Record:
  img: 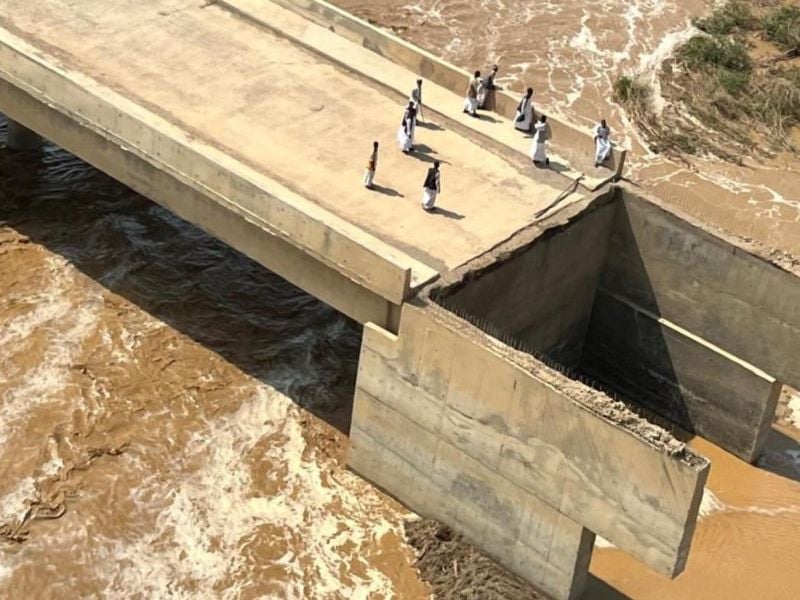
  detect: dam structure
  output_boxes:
[1,0,799,598]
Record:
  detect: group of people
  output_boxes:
[511,87,613,168]
[362,66,615,212]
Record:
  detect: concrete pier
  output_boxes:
[5,118,40,150]
[2,0,800,597]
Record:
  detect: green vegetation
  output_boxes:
[612,75,649,106]
[693,1,754,35]
[678,36,752,94]
[678,36,752,72]
[614,1,800,159]
[762,5,800,50]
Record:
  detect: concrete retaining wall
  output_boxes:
[439,196,616,366]
[349,303,709,598]
[267,0,626,175]
[0,29,435,327]
[582,290,782,461]
[601,191,800,397]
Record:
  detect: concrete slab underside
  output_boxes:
[0,0,581,276]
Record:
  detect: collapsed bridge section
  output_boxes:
[349,186,800,598]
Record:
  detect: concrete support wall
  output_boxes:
[0,30,438,328]
[441,197,616,366]
[350,303,709,597]
[602,191,800,393]
[5,118,41,150]
[582,290,782,462]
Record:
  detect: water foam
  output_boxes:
[699,488,726,519]
[101,385,408,598]
[0,256,101,448]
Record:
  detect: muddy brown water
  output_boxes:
[2,0,800,597]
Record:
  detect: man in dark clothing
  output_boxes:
[421,161,441,211]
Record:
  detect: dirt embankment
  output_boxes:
[615,0,800,162]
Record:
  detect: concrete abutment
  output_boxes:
[430,186,800,463]
[349,185,800,597]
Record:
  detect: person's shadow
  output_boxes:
[476,113,501,124]
[370,184,404,197]
[429,206,464,220]
[417,121,444,131]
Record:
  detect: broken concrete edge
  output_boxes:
[442,182,800,297]
[355,303,711,581]
[410,297,709,470]
[627,184,800,280]
[440,192,613,296]
[255,0,630,177]
[0,29,439,305]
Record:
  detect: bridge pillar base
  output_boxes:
[6,119,42,151]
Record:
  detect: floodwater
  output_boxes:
[2,0,800,598]
[0,120,428,599]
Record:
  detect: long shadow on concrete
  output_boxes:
[579,197,691,438]
[0,142,361,435]
[757,427,800,484]
[370,183,404,197]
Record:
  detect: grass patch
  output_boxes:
[678,35,752,97]
[678,36,752,72]
[615,2,800,160]
[693,1,755,35]
[762,5,800,50]
[751,68,800,136]
[612,75,650,105]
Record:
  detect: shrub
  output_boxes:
[762,5,800,50]
[717,68,750,95]
[679,35,752,72]
[693,1,755,35]
[750,70,800,133]
[613,75,650,105]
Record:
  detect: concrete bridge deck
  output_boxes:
[0,0,592,330]
[10,2,794,599]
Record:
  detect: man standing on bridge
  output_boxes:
[397,101,417,153]
[477,64,499,109]
[363,141,379,189]
[463,71,480,117]
[421,161,441,212]
[531,114,551,165]
[593,119,612,167]
[410,79,424,122]
[514,87,535,132]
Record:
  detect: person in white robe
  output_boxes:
[463,71,480,117]
[477,65,499,109]
[410,79,424,122]
[593,119,612,167]
[514,87,534,132]
[396,102,416,153]
[421,161,441,211]
[363,141,379,189]
[530,115,552,165]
